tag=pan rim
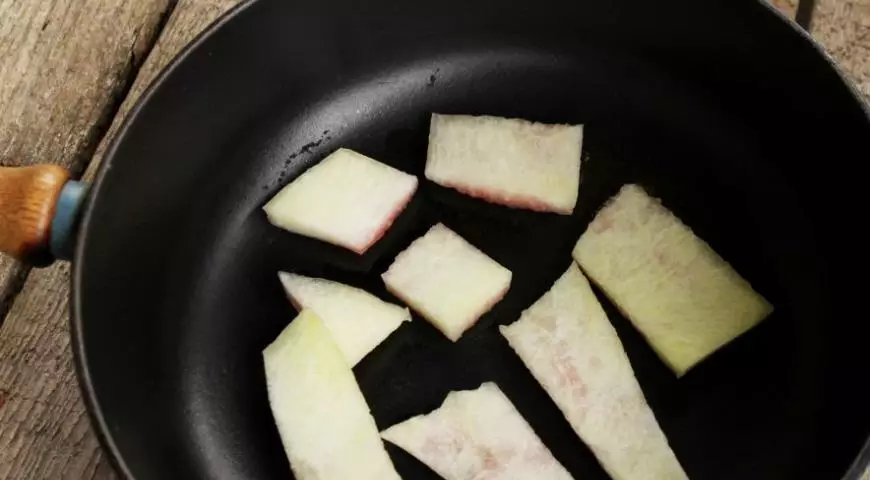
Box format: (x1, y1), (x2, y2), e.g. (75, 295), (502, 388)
(756, 7), (870, 479)
(68, 0), (870, 479)
(757, 0), (870, 120)
(69, 1), (257, 478)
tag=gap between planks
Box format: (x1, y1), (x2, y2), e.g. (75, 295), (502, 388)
(0, 1), (244, 478)
(0, 1), (180, 331)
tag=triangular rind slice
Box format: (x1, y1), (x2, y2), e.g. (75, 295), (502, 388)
(264, 148), (418, 254)
(381, 382), (574, 480)
(426, 114), (583, 214)
(500, 264), (688, 480)
(278, 272), (411, 366)
(572, 184), (773, 375)
(382, 223), (512, 341)
(263, 310), (401, 480)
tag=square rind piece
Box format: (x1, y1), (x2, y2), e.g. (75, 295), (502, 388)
(382, 223), (512, 341)
(572, 184), (773, 376)
(264, 148), (418, 254)
(426, 114), (582, 214)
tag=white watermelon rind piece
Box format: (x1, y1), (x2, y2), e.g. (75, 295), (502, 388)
(381, 223), (512, 342)
(426, 114), (583, 215)
(500, 263), (688, 480)
(381, 382), (573, 480)
(264, 148), (418, 254)
(278, 272), (411, 366)
(572, 184), (773, 376)
(263, 309), (401, 480)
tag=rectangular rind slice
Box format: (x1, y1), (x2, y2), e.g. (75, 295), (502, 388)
(263, 148), (418, 254)
(572, 184), (773, 375)
(278, 272), (412, 366)
(500, 264), (688, 480)
(381, 382), (574, 480)
(263, 310), (401, 480)
(381, 223), (512, 341)
(426, 114), (583, 214)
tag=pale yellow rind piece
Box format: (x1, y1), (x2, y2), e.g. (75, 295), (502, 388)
(381, 382), (574, 480)
(264, 148), (418, 254)
(278, 272), (411, 366)
(263, 310), (401, 480)
(382, 223), (513, 341)
(426, 114), (583, 214)
(500, 264), (688, 480)
(572, 184), (773, 375)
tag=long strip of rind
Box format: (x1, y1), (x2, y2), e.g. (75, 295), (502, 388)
(426, 114), (582, 214)
(278, 272), (411, 366)
(500, 264), (688, 480)
(572, 184), (773, 376)
(263, 310), (401, 480)
(381, 382), (574, 480)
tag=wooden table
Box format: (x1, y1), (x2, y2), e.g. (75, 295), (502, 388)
(0, 0), (867, 478)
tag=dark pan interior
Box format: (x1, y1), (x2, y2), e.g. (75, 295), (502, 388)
(74, 0), (870, 478)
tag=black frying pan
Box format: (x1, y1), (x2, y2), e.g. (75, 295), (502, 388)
(1, 0), (869, 478)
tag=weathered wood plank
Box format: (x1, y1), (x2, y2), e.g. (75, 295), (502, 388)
(765, 0), (870, 102)
(0, 0), (173, 324)
(771, 0), (799, 19)
(86, 0), (245, 181)
(0, 263), (113, 480)
(0, 1), (240, 479)
(2, 1), (869, 480)
(812, 0), (870, 99)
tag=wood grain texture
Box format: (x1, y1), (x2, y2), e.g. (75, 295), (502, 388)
(0, 166), (70, 262)
(811, 0), (870, 99)
(2, 1), (869, 480)
(0, 1), (240, 479)
(86, 0), (245, 181)
(763, 0), (870, 101)
(0, 264), (116, 480)
(0, 0), (173, 324)
(770, 0), (799, 19)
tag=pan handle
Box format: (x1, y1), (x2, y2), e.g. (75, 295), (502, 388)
(0, 165), (86, 265)
(795, 0), (816, 30)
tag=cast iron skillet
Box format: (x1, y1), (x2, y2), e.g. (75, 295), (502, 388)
(4, 0), (870, 477)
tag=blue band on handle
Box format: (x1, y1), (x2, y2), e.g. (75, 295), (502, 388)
(50, 181), (87, 261)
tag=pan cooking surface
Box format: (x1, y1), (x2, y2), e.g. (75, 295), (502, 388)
(74, 0), (870, 478)
(168, 50), (805, 480)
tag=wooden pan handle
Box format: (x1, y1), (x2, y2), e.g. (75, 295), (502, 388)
(0, 165), (71, 263)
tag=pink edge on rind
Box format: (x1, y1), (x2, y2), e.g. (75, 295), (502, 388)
(350, 183), (418, 254)
(441, 181), (573, 215)
(287, 296), (303, 312)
